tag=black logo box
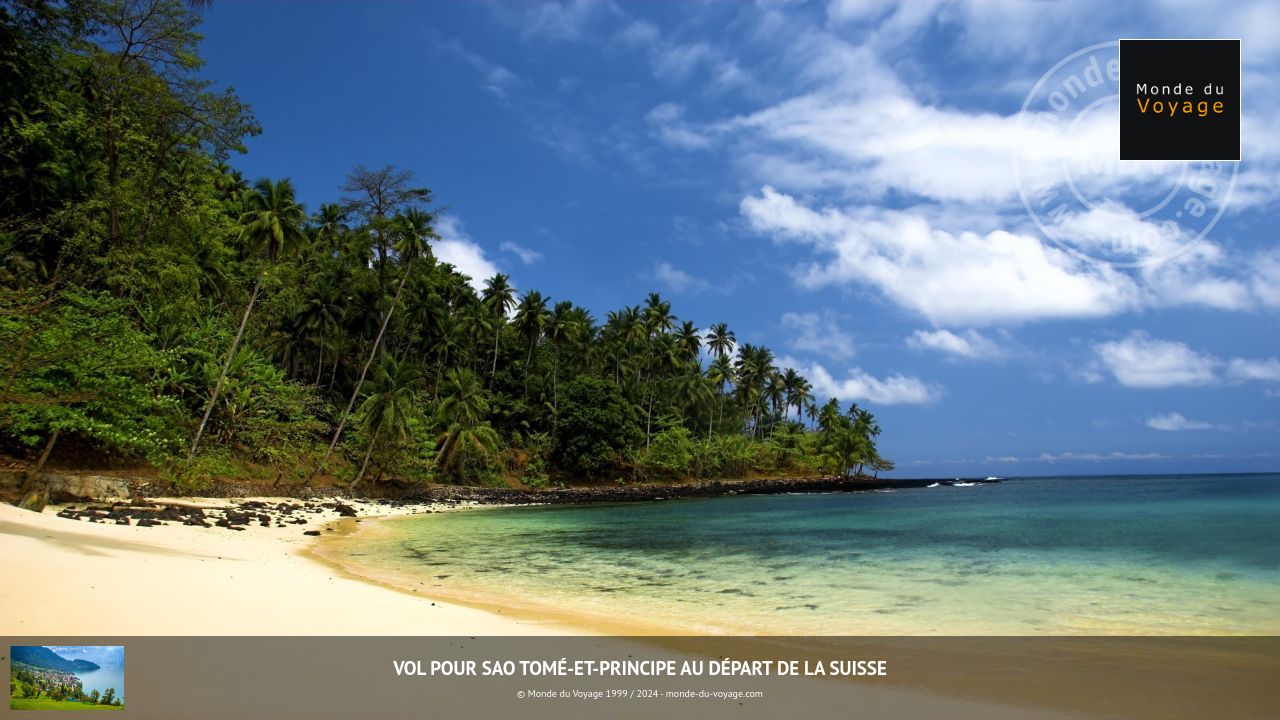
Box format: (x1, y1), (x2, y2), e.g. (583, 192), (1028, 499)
(1119, 39), (1240, 161)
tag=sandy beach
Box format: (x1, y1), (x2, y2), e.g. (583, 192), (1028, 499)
(0, 500), (578, 636)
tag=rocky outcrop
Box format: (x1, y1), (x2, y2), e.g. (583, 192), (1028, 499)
(7, 472), (136, 501)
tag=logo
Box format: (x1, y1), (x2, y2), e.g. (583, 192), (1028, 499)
(1014, 41), (1239, 267)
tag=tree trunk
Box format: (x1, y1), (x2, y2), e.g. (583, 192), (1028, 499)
(491, 327), (500, 378)
(523, 341), (535, 399)
(350, 423), (381, 491)
(189, 271), (264, 461)
(312, 257), (413, 484)
(314, 330), (325, 385)
(16, 428), (60, 512)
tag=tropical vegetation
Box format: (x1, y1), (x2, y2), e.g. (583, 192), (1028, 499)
(0, 0), (891, 507)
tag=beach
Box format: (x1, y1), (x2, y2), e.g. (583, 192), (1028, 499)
(3, 490), (1279, 719)
(0, 500), (576, 636)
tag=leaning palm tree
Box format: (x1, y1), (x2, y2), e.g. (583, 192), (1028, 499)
(313, 208), (435, 482)
(189, 177), (307, 460)
(435, 368), (500, 482)
(351, 356), (425, 489)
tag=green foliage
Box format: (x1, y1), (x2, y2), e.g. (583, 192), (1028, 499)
(0, 288), (185, 462)
(553, 377), (642, 478)
(0, 0), (889, 491)
(637, 416), (695, 478)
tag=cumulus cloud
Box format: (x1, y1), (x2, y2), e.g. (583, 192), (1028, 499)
(907, 329), (1006, 360)
(781, 311), (856, 360)
(741, 187), (1140, 325)
(1088, 331), (1280, 389)
(1227, 357), (1280, 383)
(780, 356), (941, 405)
(434, 216), (502, 292)
(1091, 332), (1219, 388)
(1146, 412), (1213, 431)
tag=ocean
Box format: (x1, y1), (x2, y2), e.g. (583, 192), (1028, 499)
(326, 473), (1280, 635)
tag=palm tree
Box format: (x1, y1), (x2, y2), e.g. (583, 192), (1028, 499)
(189, 177), (307, 460)
(296, 279), (345, 385)
(705, 322), (735, 359)
(435, 368), (499, 482)
(481, 273), (516, 378)
(675, 320), (702, 367)
(311, 203), (350, 256)
(513, 290), (548, 397)
(764, 371), (786, 434)
(706, 354), (735, 439)
(351, 356), (425, 489)
(314, 208), (435, 482)
(546, 301), (578, 420)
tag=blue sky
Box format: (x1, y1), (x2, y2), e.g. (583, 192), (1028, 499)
(197, 1), (1279, 477)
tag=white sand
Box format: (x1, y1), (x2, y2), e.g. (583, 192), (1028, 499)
(0, 500), (579, 636)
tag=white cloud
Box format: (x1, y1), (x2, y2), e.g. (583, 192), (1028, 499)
(1089, 331), (1280, 389)
(907, 329), (1006, 360)
(1146, 412), (1213, 431)
(1038, 451), (1167, 462)
(1227, 357), (1280, 383)
(781, 311), (856, 359)
(499, 241), (544, 265)
(652, 260), (710, 294)
(646, 103), (713, 150)
(781, 356), (941, 405)
(1249, 251), (1280, 308)
(741, 187), (1140, 325)
(434, 216), (502, 292)
(1091, 332), (1218, 388)
(507, 0), (619, 42)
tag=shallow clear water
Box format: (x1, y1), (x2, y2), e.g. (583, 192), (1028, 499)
(329, 474), (1280, 635)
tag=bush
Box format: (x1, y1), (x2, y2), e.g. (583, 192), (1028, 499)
(638, 417), (696, 478)
(553, 377), (642, 478)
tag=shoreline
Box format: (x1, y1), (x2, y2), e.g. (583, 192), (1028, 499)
(5, 495), (1279, 719)
(0, 499), (579, 636)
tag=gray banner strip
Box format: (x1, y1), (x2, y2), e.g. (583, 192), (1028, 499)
(5, 637), (1278, 719)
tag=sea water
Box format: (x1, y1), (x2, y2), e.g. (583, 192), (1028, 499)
(329, 474), (1280, 635)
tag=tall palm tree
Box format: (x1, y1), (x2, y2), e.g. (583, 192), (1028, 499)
(706, 354), (735, 439)
(189, 177), (307, 460)
(481, 273), (515, 378)
(296, 279), (345, 385)
(513, 290), (548, 397)
(764, 371), (786, 435)
(675, 320), (702, 367)
(435, 368), (499, 482)
(314, 208), (435, 481)
(311, 203), (350, 256)
(546, 301), (578, 420)
(705, 322), (735, 359)
(351, 356), (425, 489)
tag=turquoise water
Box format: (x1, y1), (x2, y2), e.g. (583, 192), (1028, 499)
(330, 474), (1280, 635)
(75, 666), (124, 703)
